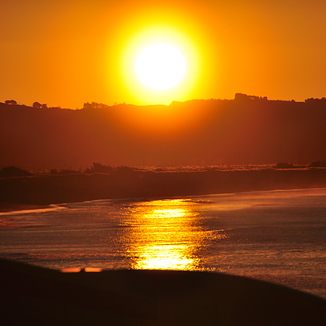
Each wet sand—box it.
[1,258,325,326]
[0,202,50,213]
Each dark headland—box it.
[1,94,326,169]
[2,94,326,210]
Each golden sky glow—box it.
[1,0,326,108]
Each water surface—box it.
[1,188,325,298]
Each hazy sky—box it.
[1,0,325,108]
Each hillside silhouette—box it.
[1,94,326,170]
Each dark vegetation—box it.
[1,161,326,177]
[310,161,326,168]
[1,164,326,207]
[1,93,326,170]
[0,166,33,177]
[273,162,296,169]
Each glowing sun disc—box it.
[135,43,186,90]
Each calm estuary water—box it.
[1,188,325,298]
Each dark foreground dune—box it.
[1,259,325,326]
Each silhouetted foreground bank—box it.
[1,258,325,326]
[1,168,326,207]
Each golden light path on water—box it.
[125,199,226,270]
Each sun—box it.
[135,43,186,90]
[115,25,201,104]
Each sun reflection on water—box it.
[125,199,204,270]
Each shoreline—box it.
[0,202,51,213]
[2,186,326,214]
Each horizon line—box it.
[1,93,326,110]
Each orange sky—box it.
[1,0,325,109]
